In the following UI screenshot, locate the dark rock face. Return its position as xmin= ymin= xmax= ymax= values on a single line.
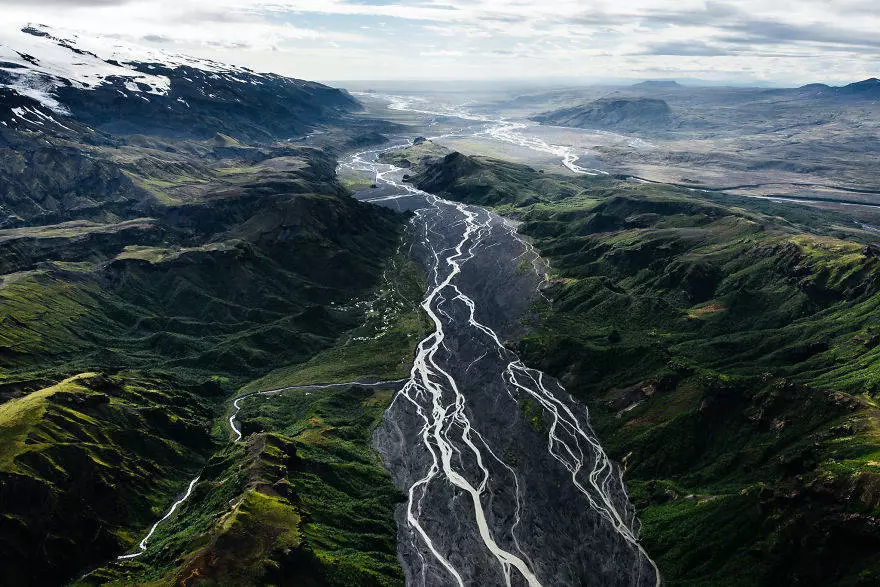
xmin=0 ymin=134 xmax=148 ymax=228
xmin=0 ymin=86 xmax=43 ymax=115
xmin=531 ymin=98 xmax=673 ymax=131
xmin=56 ymin=65 xmax=361 ymax=142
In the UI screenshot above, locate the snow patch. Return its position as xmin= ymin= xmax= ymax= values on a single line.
xmin=0 ymin=23 xmax=270 ymax=114
xmin=0 ymin=23 xmax=170 ymax=112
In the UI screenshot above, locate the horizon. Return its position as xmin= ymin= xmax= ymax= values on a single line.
xmin=1 ymin=1 xmax=878 ymax=86
xmin=324 ymin=76 xmax=879 ymax=90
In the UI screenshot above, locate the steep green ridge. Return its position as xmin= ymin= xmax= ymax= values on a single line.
xmin=0 ymin=372 xmax=218 ymax=586
xmin=0 ymin=118 xmax=415 ymax=584
xmin=81 ymin=252 xmax=429 ymax=586
xmin=391 ymin=142 xmax=880 ymax=585
xmin=0 ymin=145 xmax=402 ymax=391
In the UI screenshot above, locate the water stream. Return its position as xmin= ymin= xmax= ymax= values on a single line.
xmin=342 ymin=117 xmax=661 ymax=585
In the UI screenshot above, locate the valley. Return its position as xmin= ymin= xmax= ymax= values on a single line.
xmin=343 ymin=145 xmax=659 ymax=585
xmin=2 ymin=16 xmax=880 ymax=587
xmin=0 ymin=24 xmax=418 ymax=586
xmin=369 ymin=126 xmax=880 ymax=583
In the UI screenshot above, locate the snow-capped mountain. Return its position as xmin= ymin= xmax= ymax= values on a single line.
xmin=0 ymin=24 xmax=360 ymax=140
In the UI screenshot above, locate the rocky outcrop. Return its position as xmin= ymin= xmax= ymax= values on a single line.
xmin=0 ymin=135 xmax=150 ymax=228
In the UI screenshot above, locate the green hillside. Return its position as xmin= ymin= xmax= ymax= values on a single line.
xmin=393 ymin=141 xmax=880 ymax=585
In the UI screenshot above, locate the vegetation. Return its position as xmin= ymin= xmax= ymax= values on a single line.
xmin=0 ymin=44 xmax=418 ymax=585
xmin=0 ymin=124 xmax=420 ymax=585
xmin=241 ymin=248 xmax=430 ymax=393
xmin=393 ymin=142 xmax=880 ymax=585
xmin=381 ymin=142 xmax=593 ymax=210
xmin=0 ymin=372 xmax=219 ymax=586
xmin=81 ymin=249 xmax=429 ymax=586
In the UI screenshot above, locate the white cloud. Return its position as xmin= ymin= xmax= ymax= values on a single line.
xmin=419 ymin=49 xmax=465 ymax=57
xmin=0 ymin=0 xmax=877 ymax=83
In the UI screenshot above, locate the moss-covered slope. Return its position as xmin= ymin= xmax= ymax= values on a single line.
xmin=0 ymin=372 xmax=219 ymax=586
xmin=80 ymin=252 xmax=430 ymax=586
xmin=0 ymin=128 xmax=413 ymax=584
xmin=392 ymin=143 xmax=880 ymax=586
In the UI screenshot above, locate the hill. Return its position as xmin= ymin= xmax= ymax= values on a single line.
xmin=839 ymin=77 xmax=880 ymax=98
xmin=388 ymin=141 xmax=880 ymax=585
xmin=632 ymin=80 xmax=683 ymax=89
xmin=530 ymin=97 xmax=672 ymax=130
xmin=779 ymin=78 xmax=880 ymax=101
xmin=0 ymin=24 xmax=418 ymax=586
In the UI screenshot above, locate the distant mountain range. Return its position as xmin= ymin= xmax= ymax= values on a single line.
xmin=632 ymin=80 xmax=683 ymax=89
xmin=794 ymin=77 xmax=880 ymax=99
xmin=627 ymin=77 xmax=880 ymax=99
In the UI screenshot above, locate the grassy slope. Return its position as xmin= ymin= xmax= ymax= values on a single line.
xmin=0 ymin=132 xmax=415 ymax=585
xmin=380 ymin=142 xmax=586 ymax=210
xmin=241 ymin=249 xmax=430 ymax=392
xmin=517 ymin=189 xmax=880 ymax=586
xmin=0 ymin=372 xmax=219 ymax=586
xmin=393 ymin=142 xmax=880 ymax=586
xmin=82 ymin=248 xmax=430 ymax=586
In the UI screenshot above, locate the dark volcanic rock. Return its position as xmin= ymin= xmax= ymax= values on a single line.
xmin=56 ymin=66 xmax=361 ymax=142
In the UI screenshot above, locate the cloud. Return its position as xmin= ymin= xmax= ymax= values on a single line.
xmin=142 ymin=34 xmax=173 ymax=43
xmin=0 ymin=0 xmax=130 ymax=4
xmin=637 ymin=41 xmax=734 ymax=57
xmin=1 ymin=0 xmax=877 ymax=83
xmin=206 ymin=40 xmax=253 ymax=49
xmin=419 ymin=49 xmax=464 ymax=57
xmin=719 ymin=19 xmax=880 ymax=49
xmin=624 ymin=2 xmax=880 ymax=51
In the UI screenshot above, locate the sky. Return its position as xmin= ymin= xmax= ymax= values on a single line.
xmin=2 ymin=0 xmax=878 ymax=85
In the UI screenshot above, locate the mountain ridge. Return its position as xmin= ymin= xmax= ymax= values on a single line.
xmin=0 ymin=24 xmax=361 ymax=141
xmin=0 ymin=24 xmax=416 ymax=587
